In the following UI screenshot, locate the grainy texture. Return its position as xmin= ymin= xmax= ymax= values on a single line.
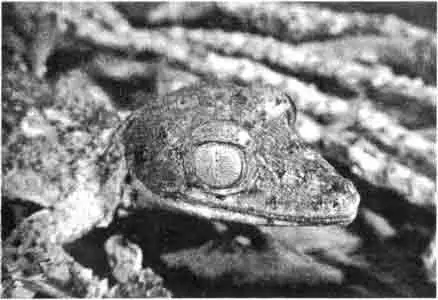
xmin=164 ymin=27 xmax=436 ymax=115
xmin=120 ymin=81 xmax=360 ymax=225
xmin=65 ymin=22 xmax=435 ymax=199
xmin=144 ymin=2 xmax=432 ymax=41
xmin=2 ymin=2 xmax=436 ymax=298
xmin=2 ymin=79 xmax=360 ymax=296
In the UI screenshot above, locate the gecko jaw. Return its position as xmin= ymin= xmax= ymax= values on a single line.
xmin=158 ymin=194 xmax=359 ymax=226
xmin=149 ymin=186 xmax=360 ymax=226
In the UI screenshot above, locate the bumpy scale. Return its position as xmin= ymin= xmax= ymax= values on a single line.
xmin=3 ymin=81 xmax=360 ymax=296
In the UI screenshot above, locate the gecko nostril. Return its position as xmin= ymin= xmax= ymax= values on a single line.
xmin=331 ymin=179 xmax=356 ymax=196
xmin=330 ymin=179 xmax=347 ymax=194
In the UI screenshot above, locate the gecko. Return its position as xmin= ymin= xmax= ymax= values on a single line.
xmin=2 ymin=81 xmax=360 ymax=297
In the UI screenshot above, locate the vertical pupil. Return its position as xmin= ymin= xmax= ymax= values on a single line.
xmin=194 ymin=143 xmax=243 ymax=188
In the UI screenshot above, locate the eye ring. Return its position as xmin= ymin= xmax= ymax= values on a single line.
xmin=183 ymin=122 xmax=257 ymax=196
xmin=193 ymin=142 xmax=244 ymax=189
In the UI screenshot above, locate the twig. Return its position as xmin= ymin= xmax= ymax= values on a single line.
xmin=296 ymin=35 xmax=436 ymax=84
xmin=62 ymin=17 xmax=435 ymax=179
xmin=145 ymin=2 xmax=217 ymax=26
xmin=145 ymin=2 xmax=432 ymax=42
xmin=322 ymin=130 xmax=435 ymax=211
xmin=16 ymin=2 xmax=435 ymax=208
xmin=164 ymin=27 xmax=436 ymax=112
xmin=295 ymin=115 xmax=435 ymax=211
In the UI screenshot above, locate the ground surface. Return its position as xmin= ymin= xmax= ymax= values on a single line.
xmin=2 ymin=2 xmax=436 ymax=298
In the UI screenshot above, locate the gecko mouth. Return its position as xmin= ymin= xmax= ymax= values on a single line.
xmin=164 ymin=195 xmax=359 ymax=226
xmin=156 ymin=187 xmax=361 ymax=226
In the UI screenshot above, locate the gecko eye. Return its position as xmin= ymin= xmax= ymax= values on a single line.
xmin=184 ymin=121 xmax=256 ymax=195
xmin=193 ymin=143 xmax=243 ymax=188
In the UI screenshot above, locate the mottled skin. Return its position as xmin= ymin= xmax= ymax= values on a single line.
xmin=3 ymin=81 xmax=360 ymax=296
xmin=119 ymin=81 xmax=360 ymax=225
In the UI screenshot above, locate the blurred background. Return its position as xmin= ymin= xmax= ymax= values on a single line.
xmin=2 ymin=2 xmax=436 ymax=298
xmin=319 ymin=2 xmax=436 ymax=29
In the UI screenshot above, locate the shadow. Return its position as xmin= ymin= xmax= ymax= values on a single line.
xmin=65 ymin=208 xmax=350 ymax=297
xmin=326 ymin=158 xmax=435 ymax=231
xmin=45 ymin=48 xmax=95 ymax=80
xmin=1 ymin=198 xmax=44 ymax=240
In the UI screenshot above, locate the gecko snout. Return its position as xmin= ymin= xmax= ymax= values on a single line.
xmin=275 ymin=151 xmax=361 ymax=225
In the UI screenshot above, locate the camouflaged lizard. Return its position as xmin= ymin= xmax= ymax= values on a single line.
xmin=3 ymin=81 xmax=360 ymax=296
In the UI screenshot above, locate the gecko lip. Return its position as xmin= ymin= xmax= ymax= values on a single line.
xmin=165 ymin=194 xmax=359 ymax=226
xmin=170 ymin=177 xmax=361 ymax=226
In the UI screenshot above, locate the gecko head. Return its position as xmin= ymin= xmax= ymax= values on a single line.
xmin=123 ymin=82 xmax=360 ymax=226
